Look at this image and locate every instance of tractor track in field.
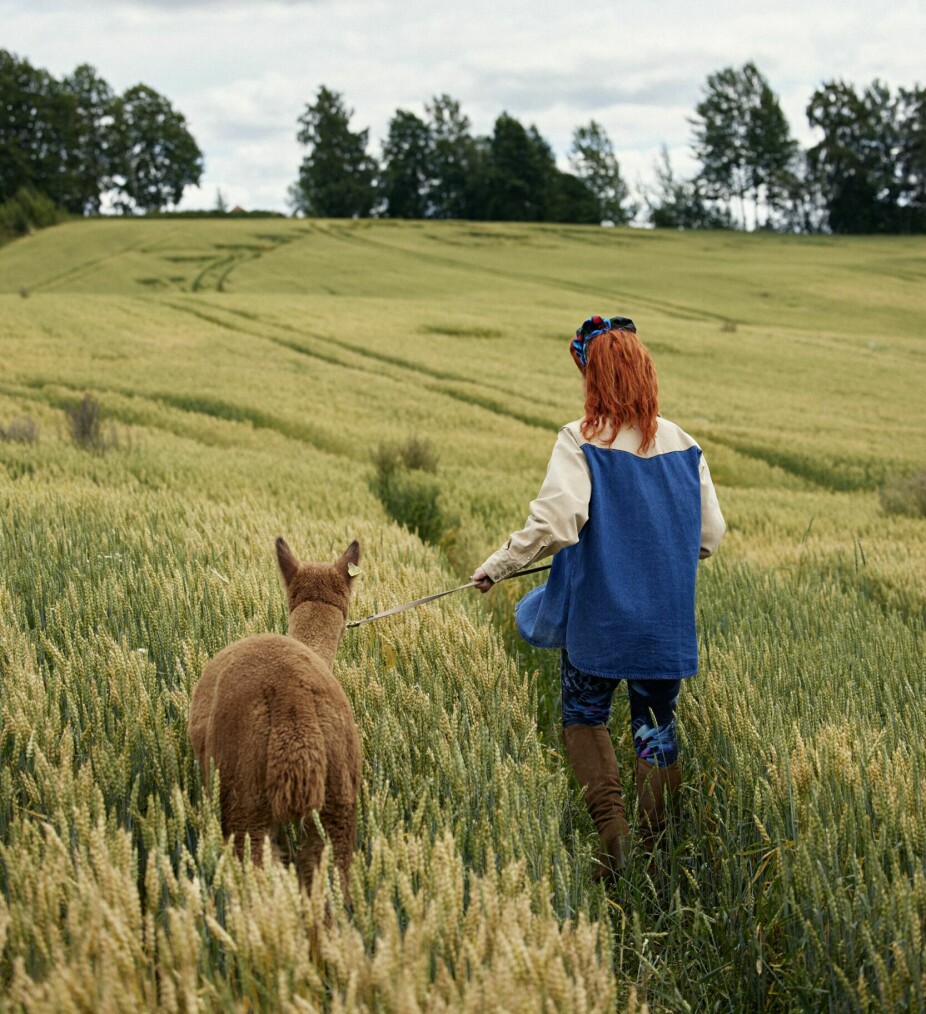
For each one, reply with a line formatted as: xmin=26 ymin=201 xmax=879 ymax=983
xmin=316 ymin=226 xmax=730 ymax=325
xmin=706 ymin=433 xmax=890 ymax=492
xmin=149 ymin=391 xmax=358 ymax=458
xmin=144 ymin=233 xmax=297 ymax=294
xmin=25 ymin=234 xmax=156 ymax=292
xmin=160 ymin=299 xmax=383 ymax=375
xmin=159 ymin=298 xmax=563 ymax=432
xmin=194 ymin=301 xmax=553 ymax=401
xmin=190 ymin=246 xmax=268 ymax=293
xmin=0 ymin=376 xmax=358 ymax=458
xmin=428 ymin=385 xmax=560 ymax=432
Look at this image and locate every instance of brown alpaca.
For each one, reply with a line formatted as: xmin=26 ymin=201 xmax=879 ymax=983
xmin=189 ymin=537 xmax=361 ymax=892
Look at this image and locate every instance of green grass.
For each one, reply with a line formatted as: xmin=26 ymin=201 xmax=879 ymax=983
xmin=0 ymin=218 xmax=924 ymax=1011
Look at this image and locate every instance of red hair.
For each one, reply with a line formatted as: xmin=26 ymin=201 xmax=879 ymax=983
xmin=579 ymin=328 xmax=659 ymax=452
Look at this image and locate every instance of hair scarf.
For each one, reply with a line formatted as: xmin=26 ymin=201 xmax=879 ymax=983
xmin=571 ymin=314 xmax=636 ymax=366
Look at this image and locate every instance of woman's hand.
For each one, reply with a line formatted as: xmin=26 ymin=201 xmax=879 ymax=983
xmin=471 ymin=567 xmax=495 ymax=593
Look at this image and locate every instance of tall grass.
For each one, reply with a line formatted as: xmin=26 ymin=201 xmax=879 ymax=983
xmin=880 ymin=471 xmax=926 ymax=518
xmin=369 ymin=437 xmax=456 ymax=546
xmin=0 ymin=219 xmax=923 ymax=1009
xmin=0 ymin=417 xmax=38 ymax=444
xmin=0 ymin=491 xmax=614 ymax=1009
xmin=0 ymin=187 xmax=65 ymax=245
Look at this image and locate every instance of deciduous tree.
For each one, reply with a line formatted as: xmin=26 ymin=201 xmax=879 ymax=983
xmin=60 ymin=64 xmax=117 ymax=214
xmin=691 ymin=62 xmax=796 ymax=228
xmin=1 ymin=51 xmax=202 ymax=216
xmin=545 ymin=170 xmax=599 ymax=224
xmin=808 ymin=79 xmax=926 ymax=233
xmin=897 ymin=85 xmax=926 ymax=231
xmin=0 ymin=50 xmax=70 ymax=206
xmin=110 ymin=84 xmax=203 ymax=213
xmin=644 ymin=146 xmax=732 ymax=229
xmin=380 ymin=109 xmax=432 ymax=218
xmin=770 ymin=151 xmax=828 ymax=234
xmin=569 ymin=120 xmax=632 ymax=223
xmin=424 ymin=95 xmax=481 ymax=219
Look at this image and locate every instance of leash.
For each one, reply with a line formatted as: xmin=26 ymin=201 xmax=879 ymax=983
xmin=346 ymin=564 xmax=552 ymax=628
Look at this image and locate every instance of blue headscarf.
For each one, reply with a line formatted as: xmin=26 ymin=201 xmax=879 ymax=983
xmin=571 ymin=314 xmax=637 ymax=366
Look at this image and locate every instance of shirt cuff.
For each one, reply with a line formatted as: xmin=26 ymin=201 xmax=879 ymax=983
xmin=480 ymin=548 xmax=522 ymax=584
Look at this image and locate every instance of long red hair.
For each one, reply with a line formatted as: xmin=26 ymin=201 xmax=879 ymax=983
xmin=579 ymin=328 xmax=659 ymax=452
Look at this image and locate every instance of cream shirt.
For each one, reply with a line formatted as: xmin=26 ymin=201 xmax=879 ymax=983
xmin=481 ymin=418 xmax=726 ymax=583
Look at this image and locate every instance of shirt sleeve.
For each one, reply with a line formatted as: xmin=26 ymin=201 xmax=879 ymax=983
xmin=699 ymin=452 xmax=726 ymax=558
xmin=480 ymin=425 xmax=591 ymax=583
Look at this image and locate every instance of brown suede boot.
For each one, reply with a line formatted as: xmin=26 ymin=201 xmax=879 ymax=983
xmin=563 ymin=724 xmax=630 ymax=880
xmin=635 ymin=756 xmax=682 ymax=851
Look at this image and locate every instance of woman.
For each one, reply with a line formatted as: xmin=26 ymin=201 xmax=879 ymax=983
xmin=472 ymin=314 xmax=725 ymax=879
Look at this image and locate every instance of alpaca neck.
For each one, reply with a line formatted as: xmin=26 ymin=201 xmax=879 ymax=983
xmin=288 ymin=601 xmax=345 ymax=668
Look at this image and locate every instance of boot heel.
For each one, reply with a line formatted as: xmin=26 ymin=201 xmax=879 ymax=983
xmin=635 ymin=756 xmax=682 ymax=851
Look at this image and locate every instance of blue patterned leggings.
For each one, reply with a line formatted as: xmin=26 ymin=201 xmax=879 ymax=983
xmin=561 ymin=651 xmax=681 ymax=767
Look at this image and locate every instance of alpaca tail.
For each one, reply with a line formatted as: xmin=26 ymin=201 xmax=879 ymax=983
xmin=267 ymin=703 xmax=327 ymax=824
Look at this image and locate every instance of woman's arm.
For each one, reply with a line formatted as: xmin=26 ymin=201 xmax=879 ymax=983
xmin=698 ymin=452 xmax=726 ymax=558
xmin=474 ymin=425 xmax=592 ymax=587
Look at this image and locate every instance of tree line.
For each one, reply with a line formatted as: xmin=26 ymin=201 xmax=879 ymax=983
xmin=289 ymin=89 xmax=630 ymax=226
xmin=292 ymin=67 xmax=926 ymax=234
xmin=682 ymin=63 xmax=926 ymax=233
xmin=2 ymin=47 xmax=924 ymax=234
xmin=0 ymin=49 xmax=203 ymax=216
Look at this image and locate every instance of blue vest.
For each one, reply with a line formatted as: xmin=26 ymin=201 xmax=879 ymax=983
xmin=515 ymin=443 xmax=702 ymax=679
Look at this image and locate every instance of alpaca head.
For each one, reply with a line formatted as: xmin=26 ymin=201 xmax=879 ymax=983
xmin=275 ymin=537 xmax=361 ymax=622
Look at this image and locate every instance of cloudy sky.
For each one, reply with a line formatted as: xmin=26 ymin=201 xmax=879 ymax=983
xmin=4 ymin=0 xmax=924 ymax=213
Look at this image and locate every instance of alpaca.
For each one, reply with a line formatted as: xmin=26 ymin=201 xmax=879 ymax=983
xmin=189 ymin=537 xmax=362 ymax=892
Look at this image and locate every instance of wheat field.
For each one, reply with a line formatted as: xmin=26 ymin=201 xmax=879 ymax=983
xmin=0 ymin=218 xmax=924 ymax=1012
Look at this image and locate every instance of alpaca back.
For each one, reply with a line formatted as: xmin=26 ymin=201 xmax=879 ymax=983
xmin=190 ymin=632 xmax=356 ymax=826
xmin=188 ymin=537 xmax=362 ymax=890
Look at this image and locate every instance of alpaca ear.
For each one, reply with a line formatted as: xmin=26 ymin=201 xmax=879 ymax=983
xmin=276 ymin=536 xmax=299 ymax=587
xmin=338 ymin=540 xmax=361 ymax=579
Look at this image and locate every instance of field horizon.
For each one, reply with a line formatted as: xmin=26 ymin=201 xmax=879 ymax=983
xmin=0 ymin=218 xmax=924 ymax=1011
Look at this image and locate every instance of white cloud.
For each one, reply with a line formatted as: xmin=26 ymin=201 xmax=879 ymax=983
xmin=2 ymin=0 xmax=923 ymax=211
